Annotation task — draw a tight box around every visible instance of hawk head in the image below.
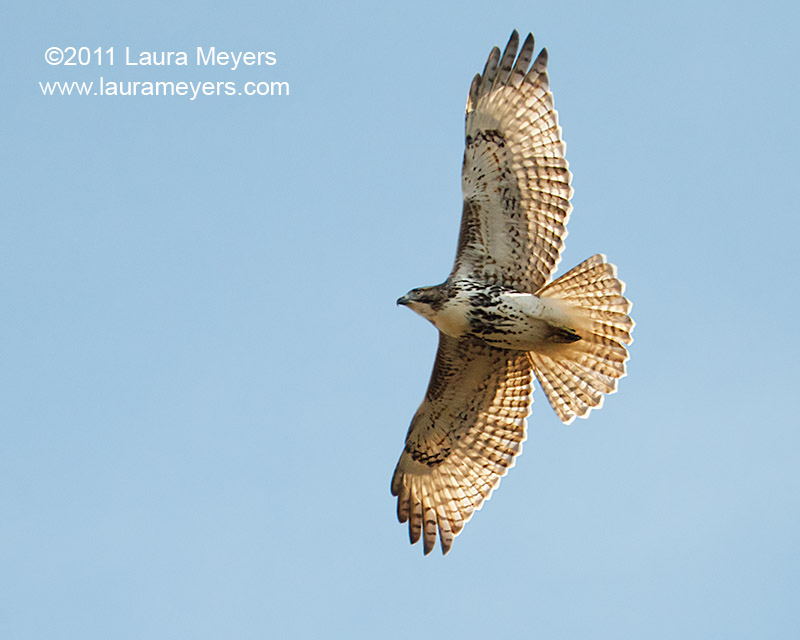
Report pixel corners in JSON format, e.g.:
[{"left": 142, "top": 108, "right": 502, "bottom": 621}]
[
  {"left": 397, "top": 282, "right": 472, "bottom": 338},
  {"left": 397, "top": 284, "right": 451, "bottom": 323}
]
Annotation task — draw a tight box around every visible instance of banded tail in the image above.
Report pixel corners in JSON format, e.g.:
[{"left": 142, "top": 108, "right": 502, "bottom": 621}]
[{"left": 532, "top": 254, "right": 634, "bottom": 423}]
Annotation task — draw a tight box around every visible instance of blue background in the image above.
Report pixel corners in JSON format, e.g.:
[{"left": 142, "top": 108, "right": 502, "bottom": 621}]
[{"left": 3, "top": 1, "right": 798, "bottom": 637}]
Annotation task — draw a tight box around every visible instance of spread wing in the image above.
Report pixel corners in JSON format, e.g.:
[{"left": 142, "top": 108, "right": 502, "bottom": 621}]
[
  {"left": 391, "top": 334, "right": 533, "bottom": 554},
  {"left": 454, "top": 31, "right": 573, "bottom": 293}
]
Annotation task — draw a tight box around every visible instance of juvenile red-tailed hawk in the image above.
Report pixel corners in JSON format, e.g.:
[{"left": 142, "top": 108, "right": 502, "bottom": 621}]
[{"left": 392, "top": 31, "right": 634, "bottom": 555}]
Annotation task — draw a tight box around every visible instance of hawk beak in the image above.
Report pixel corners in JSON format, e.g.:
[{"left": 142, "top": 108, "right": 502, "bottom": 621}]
[{"left": 396, "top": 295, "right": 409, "bottom": 307}]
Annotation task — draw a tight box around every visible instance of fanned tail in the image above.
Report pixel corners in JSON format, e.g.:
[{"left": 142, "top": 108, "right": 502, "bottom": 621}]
[{"left": 532, "top": 254, "right": 634, "bottom": 423}]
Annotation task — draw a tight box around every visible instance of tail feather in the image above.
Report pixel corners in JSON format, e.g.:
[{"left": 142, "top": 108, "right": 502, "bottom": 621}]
[
  {"left": 570, "top": 342, "right": 626, "bottom": 377},
  {"left": 533, "top": 254, "right": 634, "bottom": 423}
]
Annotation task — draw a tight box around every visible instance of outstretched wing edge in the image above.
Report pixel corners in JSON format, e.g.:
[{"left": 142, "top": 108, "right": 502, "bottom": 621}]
[
  {"left": 454, "top": 31, "right": 573, "bottom": 293},
  {"left": 391, "top": 333, "right": 534, "bottom": 555}
]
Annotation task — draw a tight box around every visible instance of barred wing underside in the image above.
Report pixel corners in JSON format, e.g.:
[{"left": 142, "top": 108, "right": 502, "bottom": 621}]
[
  {"left": 391, "top": 334, "right": 533, "bottom": 554},
  {"left": 454, "top": 31, "right": 573, "bottom": 293}
]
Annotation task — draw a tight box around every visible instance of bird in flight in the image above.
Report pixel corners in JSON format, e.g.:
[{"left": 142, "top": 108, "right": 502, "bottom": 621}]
[{"left": 392, "top": 31, "right": 634, "bottom": 555}]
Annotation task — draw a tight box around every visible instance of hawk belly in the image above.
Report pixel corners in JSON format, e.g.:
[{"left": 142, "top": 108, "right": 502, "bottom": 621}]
[{"left": 432, "top": 288, "right": 583, "bottom": 352}]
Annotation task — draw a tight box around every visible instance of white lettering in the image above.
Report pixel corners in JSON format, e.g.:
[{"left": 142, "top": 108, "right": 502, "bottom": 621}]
[
  {"left": 196, "top": 47, "right": 277, "bottom": 69},
  {"left": 125, "top": 47, "right": 188, "bottom": 66}
]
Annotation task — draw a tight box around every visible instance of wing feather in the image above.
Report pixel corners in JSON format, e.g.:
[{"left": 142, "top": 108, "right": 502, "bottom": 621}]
[
  {"left": 391, "top": 333, "right": 533, "bottom": 554},
  {"left": 456, "top": 32, "right": 572, "bottom": 292},
  {"left": 510, "top": 33, "right": 535, "bottom": 86},
  {"left": 490, "top": 30, "right": 519, "bottom": 92},
  {"left": 478, "top": 46, "right": 501, "bottom": 95}
]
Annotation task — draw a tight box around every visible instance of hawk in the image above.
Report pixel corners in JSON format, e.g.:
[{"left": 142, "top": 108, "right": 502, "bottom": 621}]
[{"left": 392, "top": 31, "right": 634, "bottom": 555}]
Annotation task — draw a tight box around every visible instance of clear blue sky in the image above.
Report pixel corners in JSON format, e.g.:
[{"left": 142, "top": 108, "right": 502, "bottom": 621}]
[{"left": 3, "top": 1, "right": 798, "bottom": 638}]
